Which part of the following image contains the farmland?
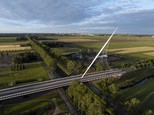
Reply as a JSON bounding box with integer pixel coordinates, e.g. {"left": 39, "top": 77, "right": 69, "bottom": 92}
{"left": 1, "top": 34, "right": 154, "bottom": 114}
{"left": 0, "top": 37, "right": 17, "bottom": 43}
{"left": 0, "top": 91, "right": 69, "bottom": 115}
{"left": 110, "top": 67, "right": 154, "bottom": 114}
{"left": 118, "top": 77, "right": 154, "bottom": 114}
{"left": 0, "top": 62, "right": 49, "bottom": 89}
{"left": 143, "top": 52, "right": 154, "bottom": 56}
{"left": 43, "top": 35, "right": 154, "bottom": 58}
{"left": 0, "top": 45, "right": 31, "bottom": 51}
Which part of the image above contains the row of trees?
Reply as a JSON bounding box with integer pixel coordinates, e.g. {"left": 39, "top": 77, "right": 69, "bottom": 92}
{"left": 96, "top": 78, "right": 119, "bottom": 99}
{"left": 42, "top": 41, "right": 64, "bottom": 48}
{"left": 0, "top": 52, "right": 8, "bottom": 57}
{"left": 12, "top": 52, "right": 37, "bottom": 64}
{"left": 120, "top": 58, "right": 154, "bottom": 69}
{"left": 16, "top": 36, "right": 27, "bottom": 41}
{"left": 28, "top": 37, "right": 56, "bottom": 71}
{"left": 10, "top": 64, "right": 25, "bottom": 71}
{"left": 67, "top": 80, "right": 114, "bottom": 115}
{"left": 65, "top": 59, "right": 104, "bottom": 75}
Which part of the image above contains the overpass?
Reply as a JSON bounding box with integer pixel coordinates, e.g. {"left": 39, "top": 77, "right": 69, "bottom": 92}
{"left": 0, "top": 69, "right": 125, "bottom": 101}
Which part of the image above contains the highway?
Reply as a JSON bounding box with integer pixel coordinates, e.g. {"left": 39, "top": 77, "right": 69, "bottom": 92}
{"left": 0, "top": 69, "right": 125, "bottom": 101}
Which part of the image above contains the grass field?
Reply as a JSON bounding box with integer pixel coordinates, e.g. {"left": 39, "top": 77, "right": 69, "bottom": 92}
{"left": 0, "top": 41, "right": 29, "bottom": 45}
{"left": 114, "top": 68, "right": 154, "bottom": 114}
{"left": 45, "top": 35, "right": 154, "bottom": 58}
{"left": 118, "top": 78, "right": 154, "bottom": 113}
{"left": 0, "top": 37, "right": 17, "bottom": 42}
{"left": 109, "top": 46, "right": 154, "bottom": 53}
{"left": 143, "top": 52, "right": 154, "bottom": 56}
{"left": 0, "top": 45, "right": 31, "bottom": 51}
{"left": 0, "top": 62, "right": 49, "bottom": 88}
{"left": 0, "top": 36, "right": 28, "bottom": 45}
{"left": 115, "top": 68, "right": 154, "bottom": 88}
{"left": 0, "top": 91, "right": 68, "bottom": 115}
{"left": 45, "top": 35, "right": 154, "bottom": 41}
{"left": 2, "top": 50, "right": 34, "bottom": 55}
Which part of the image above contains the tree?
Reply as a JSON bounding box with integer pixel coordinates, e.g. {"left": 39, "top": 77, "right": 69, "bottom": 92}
{"left": 67, "top": 61, "right": 75, "bottom": 71}
{"left": 0, "top": 52, "right": 4, "bottom": 57}
{"left": 108, "top": 84, "right": 119, "bottom": 99}
{"left": 67, "top": 80, "right": 111, "bottom": 115}
{"left": 124, "top": 98, "right": 140, "bottom": 110}
{"left": 95, "top": 61, "right": 103, "bottom": 71}
{"left": 145, "top": 109, "right": 153, "bottom": 115}
{"left": 12, "top": 58, "right": 20, "bottom": 64}
{"left": 6, "top": 52, "right": 8, "bottom": 56}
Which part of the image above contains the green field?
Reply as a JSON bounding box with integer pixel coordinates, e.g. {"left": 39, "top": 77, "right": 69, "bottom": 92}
{"left": 115, "top": 68, "right": 154, "bottom": 88}
{"left": 0, "top": 91, "right": 68, "bottom": 115}
{"left": 0, "top": 37, "right": 29, "bottom": 45}
{"left": 45, "top": 35, "right": 154, "bottom": 41}
{"left": 0, "top": 37, "right": 17, "bottom": 42}
{"left": 118, "top": 78, "right": 154, "bottom": 114}
{"left": 44, "top": 35, "right": 154, "bottom": 58}
{"left": 114, "top": 68, "right": 154, "bottom": 114}
{"left": 2, "top": 50, "right": 34, "bottom": 55}
{"left": 0, "top": 62, "right": 49, "bottom": 88}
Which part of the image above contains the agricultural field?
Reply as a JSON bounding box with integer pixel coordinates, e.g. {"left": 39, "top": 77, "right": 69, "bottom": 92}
{"left": 0, "top": 37, "right": 17, "bottom": 43}
{"left": 108, "top": 46, "right": 154, "bottom": 58}
{"left": 143, "top": 52, "right": 154, "bottom": 56}
{"left": 57, "top": 38, "right": 99, "bottom": 43}
{"left": 0, "top": 62, "right": 49, "bottom": 89}
{"left": 0, "top": 45, "right": 31, "bottom": 51}
{"left": 0, "top": 36, "right": 28, "bottom": 45}
{"left": 0, "top": 91, "right": 69, "bottom": 115}
{"left": 118, "top": 78, "right": 154, "bottom": 114}
{"left": 113, "top": 68, "right": 154, "bottom": 114}
{"left": 1, "top": 34, "right": 154, "bottom": 114}
{"left": 43, "top": 35, "right": 154, "bottom": 58}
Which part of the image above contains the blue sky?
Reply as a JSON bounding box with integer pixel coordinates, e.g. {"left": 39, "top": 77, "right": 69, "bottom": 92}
{"left": 0, "top": 0, "right": 154, "bottom": 34}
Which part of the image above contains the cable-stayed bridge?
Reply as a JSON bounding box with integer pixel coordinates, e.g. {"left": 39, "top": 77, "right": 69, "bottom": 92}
{"left": 0, "top": 27, "right": 121, "bottom": 101}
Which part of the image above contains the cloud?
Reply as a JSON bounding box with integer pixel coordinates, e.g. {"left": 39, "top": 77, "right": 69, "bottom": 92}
{"left": 0, "top": 0, "right": 154, "bottom": 34}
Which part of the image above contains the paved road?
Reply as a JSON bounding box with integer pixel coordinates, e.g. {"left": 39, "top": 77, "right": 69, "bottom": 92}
{"left": 0, "top": 69, "right": 125, "bottom": 101}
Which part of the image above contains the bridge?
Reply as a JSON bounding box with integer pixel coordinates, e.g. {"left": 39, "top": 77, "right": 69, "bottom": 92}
{"left": 0, "top": 69, "right": 125, "bottom": 101}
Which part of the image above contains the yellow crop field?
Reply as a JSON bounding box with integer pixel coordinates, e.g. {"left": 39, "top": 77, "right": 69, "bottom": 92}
{"left": 109, "top": 46, "right": 154, "bottom": 54}
{"left": 0, "top": 45, "right": 31, "bottom": 51}
{"left": 143, "top": 52, "right": 154, "bottom": 56}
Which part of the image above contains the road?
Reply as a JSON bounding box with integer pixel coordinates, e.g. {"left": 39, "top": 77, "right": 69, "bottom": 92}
{"left": 0, "top": 69, "right": 125, "bottom": 101}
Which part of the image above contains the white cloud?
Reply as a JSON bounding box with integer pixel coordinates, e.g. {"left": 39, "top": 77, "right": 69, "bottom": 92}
{"left": 0, "top": 0, "right": 153, "bottom": 34}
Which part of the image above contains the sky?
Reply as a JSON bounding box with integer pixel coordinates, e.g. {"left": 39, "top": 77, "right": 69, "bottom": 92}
{"left": 0, "top": 0, "right": 154, "bottom": 34}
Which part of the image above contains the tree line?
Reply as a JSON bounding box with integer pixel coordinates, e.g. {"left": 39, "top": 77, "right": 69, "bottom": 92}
{"left": 121, "top": 59, "right": 154, "bottom": 69}
{"left": 10, "top": 64, "right": 25, "bottom": 71}
{"left": 0, "top": 52, "right": 8, "bottom": 57}
{"left": 12, "top": 52, "right": 37, "bottom": 64}
{"left": 16, "top": 36, "right": 27, "bottom": 41}
{"left": 28, "top": 37, "right": 56, "bottom": 71}
{"left": 67, "top": 80, "right": 114, "bottom": 115}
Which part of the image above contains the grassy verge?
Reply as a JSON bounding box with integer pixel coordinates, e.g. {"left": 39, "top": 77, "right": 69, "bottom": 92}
{"left": 115, "top": 68, "right": 154, "bottom": 88}
{"left": 0, "top": 37, "right": 17, "bottom": 42}
{"left": 118, "top": 78, "right": 154, "bottom": 114}
{"left": 0, "top": 91, "right": 68, "bottom": 115}
{"left": 0, "top": 62, "right": 49, "bottom": 89}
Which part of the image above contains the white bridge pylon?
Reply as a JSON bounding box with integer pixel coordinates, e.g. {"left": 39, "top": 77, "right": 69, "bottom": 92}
{"left": 81, "top": 27, "right": 118, "bottom": 78}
